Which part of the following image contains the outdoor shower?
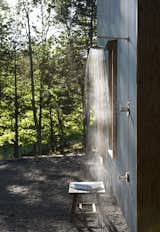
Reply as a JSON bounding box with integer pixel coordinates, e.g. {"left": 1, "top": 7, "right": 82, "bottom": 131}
{"left": 85, "top": 47, "right": 109, "bottom": 181}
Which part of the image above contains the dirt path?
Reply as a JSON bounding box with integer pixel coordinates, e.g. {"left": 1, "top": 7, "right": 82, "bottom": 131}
{"left": 0, "top": 154, "right": 128, "bottom": 232}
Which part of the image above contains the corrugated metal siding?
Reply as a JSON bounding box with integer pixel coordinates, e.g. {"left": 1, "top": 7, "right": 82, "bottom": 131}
{"left": 97, "top": 1, "right": 137, "bottom": 232}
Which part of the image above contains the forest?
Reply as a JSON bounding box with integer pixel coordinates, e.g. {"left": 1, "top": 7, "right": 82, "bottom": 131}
{"left": 0, "top": 0, "right": 97, "bottom": 159}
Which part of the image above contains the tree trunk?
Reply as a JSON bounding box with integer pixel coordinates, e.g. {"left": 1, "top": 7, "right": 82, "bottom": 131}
{"left": 56, "top": 108, "right": 65, "bottom": 154}
{"left": 26, "top": 11, "right": 40, "bottom": 155}
{"left": 83, "top": 1, "right": 95, "bottom": 153}
{"left": 14, "top": 52, "right": 19, "bottom": 158}
{"left": 85, "top": 73, "right": 91, "bottom": 155}
{"left": 38, "top": 75, "right": 43, "bottom": 155}
{"left": 49, "top": 107, "right": 56, "bottom": 152}
{"left": 89, "top": 2, "right": 94, "bottom": 48}
{"left": 79, "top": 73, "right": 86, "bottom": 150}
{"left": 37, "top": 0, "right": 47, "bottom": 156}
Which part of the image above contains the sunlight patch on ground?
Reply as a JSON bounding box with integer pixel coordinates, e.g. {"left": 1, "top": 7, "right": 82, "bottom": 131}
{"left": 66, "top": 153, "right": 85, "bottom": 157}
{"left": 0, "top": 164, "right": 8, "bottom": 170}
{"left": 7, "top": 184, "right": 42, "bottom": 204}
{"left": 7, "top": 185, "right": 30, "bottom": 196}
{"left": 23, "top": 169, "right": 47, "bottom": 182}
{"left": 24, "top": 189, "right": 42, "bottom": 205}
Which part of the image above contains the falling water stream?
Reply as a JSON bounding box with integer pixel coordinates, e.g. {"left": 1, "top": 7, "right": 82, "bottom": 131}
{"left": 84, "top": 48, "right": 127, "bottom": 232}
{"left": 85, "top": 48, "right": 110, "bottom": 182}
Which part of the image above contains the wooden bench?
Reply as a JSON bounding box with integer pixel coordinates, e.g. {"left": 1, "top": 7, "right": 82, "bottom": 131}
{"left": 68, "top": 181, "right": 105, "bottom": 222}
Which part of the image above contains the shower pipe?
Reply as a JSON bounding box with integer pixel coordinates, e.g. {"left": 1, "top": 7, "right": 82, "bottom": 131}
{"left": 98, "top": 35, "right": 129, "bottom": 41}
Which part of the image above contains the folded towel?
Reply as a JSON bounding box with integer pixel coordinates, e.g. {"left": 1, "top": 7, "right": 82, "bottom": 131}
{"left": 71, "top": 183, "right": 103, "bottom": 191}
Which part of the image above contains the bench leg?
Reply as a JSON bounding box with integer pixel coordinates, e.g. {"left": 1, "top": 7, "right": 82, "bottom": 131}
{"left": 96, "top": 194, "right": 104, "bottom": 229}
{"left": 70, "top": 194, "right": 77, "bottom": 222}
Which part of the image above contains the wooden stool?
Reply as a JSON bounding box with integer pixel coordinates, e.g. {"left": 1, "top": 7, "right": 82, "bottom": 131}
{"left": 68, "top": 181, "right": 105, "bottom": 222}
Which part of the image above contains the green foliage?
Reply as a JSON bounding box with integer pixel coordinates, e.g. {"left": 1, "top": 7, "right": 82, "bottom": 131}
{"left": 0, "top": 0, "right": 97, "bottom": 158}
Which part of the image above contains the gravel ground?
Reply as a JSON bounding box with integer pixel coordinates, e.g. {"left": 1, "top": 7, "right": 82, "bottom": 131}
{"left": 0, "top": 154, "right": 129, "bottom": 232}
